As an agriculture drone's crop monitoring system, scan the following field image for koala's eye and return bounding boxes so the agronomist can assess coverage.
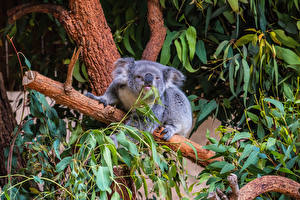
[156,76,160,80]
[135,75,142,79]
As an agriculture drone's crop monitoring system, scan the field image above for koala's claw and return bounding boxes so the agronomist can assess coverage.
[98,99,107,107]
[85,92,107,106]
[161,128,172,141]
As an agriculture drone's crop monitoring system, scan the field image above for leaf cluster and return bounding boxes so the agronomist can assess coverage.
[2,90,191,200]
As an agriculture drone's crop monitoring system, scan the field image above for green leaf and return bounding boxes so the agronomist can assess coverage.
[53,138,61,160]
[214,40,229,58]
[81,63,89,81]
[231,132,251,144]
[257,123,265,140]
[205,6,212,37]
[235,34,255,47]
[204,144,227,153]
[56,156,72,172]
[242,59,250,106]
[73,61,87,83]
[69,123,83,145]
[273,29,300,48]
[220,163,235,174]
[96,166,112,192]
[24,57,32,69]
[174,39,182,62]
[275,46,300,65]
[228,0,239,12]
[179,33,199,72]
[111,192,120,200]
[266,137,276,150]
[123,31,135,56]
[184,142,198,162]
[246,111,259,123]
[160,30,180,65]
[208,161,228,168]
[116,131,138,156]
[118,148,133,167]
[264,98,285,113]
[283,83,294,100]
[241,150,259,172]
[33,176,44,184]
[195,100,217,125]
[186,26,197,60]
[196,40,207,64]
[103,146,113,176]
[229,60,236,96]
[238,144,253,163]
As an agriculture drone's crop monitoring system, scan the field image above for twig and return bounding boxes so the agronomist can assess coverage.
[64,47,82,94]
[227,173,239,200]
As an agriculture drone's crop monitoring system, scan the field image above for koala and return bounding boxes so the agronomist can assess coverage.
[86,58,192,141]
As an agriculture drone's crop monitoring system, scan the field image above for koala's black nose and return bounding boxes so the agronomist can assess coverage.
[144,73,153,85]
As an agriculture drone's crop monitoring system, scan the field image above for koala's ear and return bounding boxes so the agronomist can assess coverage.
[114,57,135,68]
[163,67,185,87]
[113,57,135,78]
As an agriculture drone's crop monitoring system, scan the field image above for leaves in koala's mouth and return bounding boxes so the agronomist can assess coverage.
[141,86,162,105]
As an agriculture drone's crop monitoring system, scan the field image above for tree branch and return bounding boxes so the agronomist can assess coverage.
[154,129,221,166]
[64,47,82,94]
[238,175,300,200]
[7,3,69,24]
[23,71,125,124]
[142,0,167,61]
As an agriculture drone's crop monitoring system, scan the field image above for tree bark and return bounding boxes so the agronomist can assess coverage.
[238,175,300,200]
[23,71,125,124]
[0,72,17,186]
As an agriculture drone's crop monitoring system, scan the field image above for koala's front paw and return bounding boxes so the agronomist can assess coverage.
[85,92,108,106]
[161,128,174,141]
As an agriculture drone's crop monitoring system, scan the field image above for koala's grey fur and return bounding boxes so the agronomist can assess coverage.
[86,58,192,141]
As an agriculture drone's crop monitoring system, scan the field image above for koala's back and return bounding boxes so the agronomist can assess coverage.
[161,86,193,137]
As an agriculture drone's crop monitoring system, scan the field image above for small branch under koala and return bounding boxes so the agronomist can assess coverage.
[23,71,125,124]
[64,47,82,94]
[154,128,222,166]
[142,0,167,61]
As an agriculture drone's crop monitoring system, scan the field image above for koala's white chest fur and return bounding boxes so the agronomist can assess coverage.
[118,86,138,111]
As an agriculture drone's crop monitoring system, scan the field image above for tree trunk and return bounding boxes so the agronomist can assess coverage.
[0,73,17,186]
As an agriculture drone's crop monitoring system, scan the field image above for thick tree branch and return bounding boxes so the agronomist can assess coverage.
[23,71,125,124]
[142,0,167,61]
[209,175,300,200]
[154,129,221,166]
[23,71,220,167]
[238,175,300,200]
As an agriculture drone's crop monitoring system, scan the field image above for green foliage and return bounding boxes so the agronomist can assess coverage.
[2,90,190,199]
[195,87,300,199]
[3,0,300,199]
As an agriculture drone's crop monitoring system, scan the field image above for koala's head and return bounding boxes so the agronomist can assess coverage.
[113,58,185,96]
